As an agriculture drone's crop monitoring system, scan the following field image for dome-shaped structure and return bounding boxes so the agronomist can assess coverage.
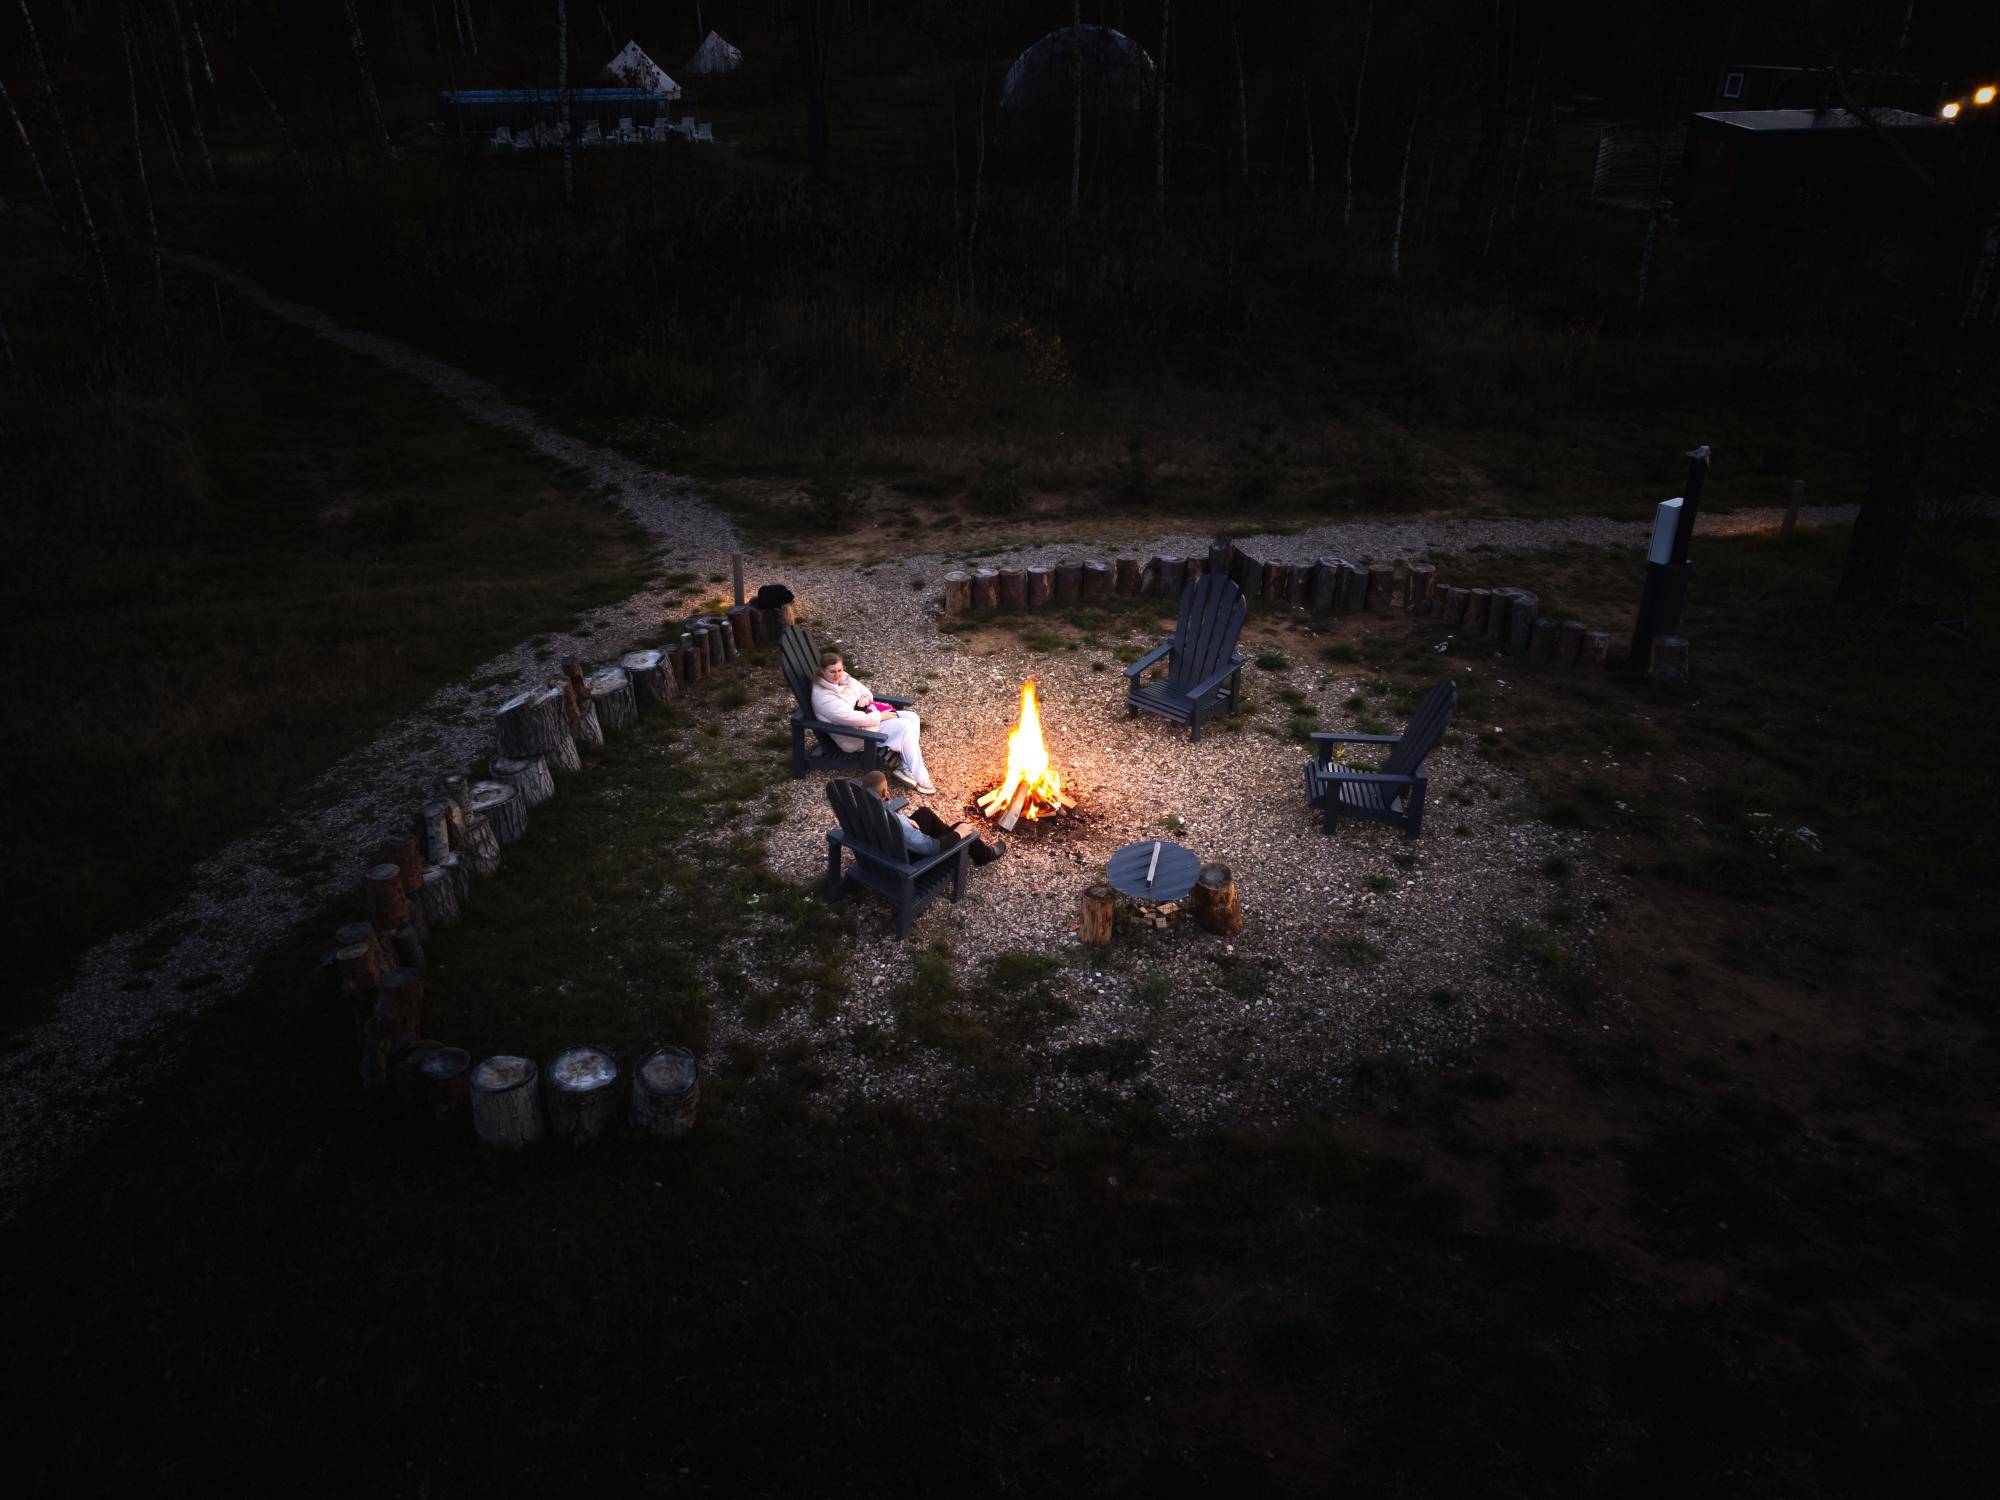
[997,25,1158,169]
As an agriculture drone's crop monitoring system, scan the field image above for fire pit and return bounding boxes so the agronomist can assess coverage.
[977,679,1075,831]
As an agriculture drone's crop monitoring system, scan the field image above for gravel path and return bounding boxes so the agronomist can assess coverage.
[0,262,1899,1210]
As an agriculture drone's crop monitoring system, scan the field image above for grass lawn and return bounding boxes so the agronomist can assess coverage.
[0,308,657,1036]
[3,524,1995,1495]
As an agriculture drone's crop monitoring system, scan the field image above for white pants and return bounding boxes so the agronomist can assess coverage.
[875,712,930,785]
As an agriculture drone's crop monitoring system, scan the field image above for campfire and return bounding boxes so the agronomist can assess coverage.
[977,679,1075,830]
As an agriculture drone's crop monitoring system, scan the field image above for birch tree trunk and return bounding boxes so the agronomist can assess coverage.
[122,18,165,309]
[1301,78,1314,193]
[1343,0,1373,229]
[458,0,480,57]
[340,0,395,160]
[16,1,112,305]
[1232,9,1248,179]
[1391,114,1415,281]
[558,0,573,207]
[0,73,58,225]
[137,15,190,194]
[246,60,312,189]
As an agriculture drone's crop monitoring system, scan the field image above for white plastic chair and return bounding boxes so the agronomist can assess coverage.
[491,125,513,147]
[580,119,603,146]
[693,122,715,144]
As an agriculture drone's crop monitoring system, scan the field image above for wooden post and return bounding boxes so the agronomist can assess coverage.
[1146,555,1180,595]
[1114,557,1141,596]
[588,667,638,734]
[405,1044,470,1123]
[376,830,424,896]
[545,730,583,775]
[705,616,731,664]
[1258,560,1285,601]
[496,687,567,759]
[1484,588,1513,642]
[1442,586,1468,626]
[1507,591,1538,650]
[1053,562,1083,604]
[1585,629,1609,666]
[1079,883,1115,946]
[1025,566,1054,609]
[1530,617,1558,661]
[545,1044,621,1147]
[1342,566,1371,612]
[629,1046,700,1139]
[999,568,1028,610]
[943,572,973,615]
[727,605,756,651]
[689,625,712,678]
[1209,537,1234,577]
[470,781,527,844]
[1082,561,1112,601]
[1649,635,1689,685]
[972,569,1000,610]
[1288,563,1314,604]
[1406,563,1437,613]
[1190,864,1244,936]
[1369,565,1396,610]
[463,814,502,878]
[364,863,409,933]
[1309,560,1338,611]
[1231,546,1262,597]
[1781,480,1802,543]
[620,649,677,711]
[1559,620,1587,666]
[419,865,462,927]
[731,552,745,606]
[1465,588,1491,634]
[471,1055,545,1150]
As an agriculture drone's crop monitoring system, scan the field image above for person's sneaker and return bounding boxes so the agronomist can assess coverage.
[891,768,921,790]
[916,779,938,796]
[990,838,1007,859]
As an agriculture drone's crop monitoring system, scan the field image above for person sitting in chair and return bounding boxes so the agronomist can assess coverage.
[862,770,1004,864]
[812,649,937,795]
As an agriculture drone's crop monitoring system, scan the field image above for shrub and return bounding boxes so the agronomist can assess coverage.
[971,451,1025,514]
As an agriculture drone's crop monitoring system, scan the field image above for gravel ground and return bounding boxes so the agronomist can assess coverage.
[4,263,1910,1206]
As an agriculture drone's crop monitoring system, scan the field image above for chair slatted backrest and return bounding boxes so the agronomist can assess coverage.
[1167,575,1248,693]
[827,779,904,863]
[1384,679,1458,777]
[779,625,822,718]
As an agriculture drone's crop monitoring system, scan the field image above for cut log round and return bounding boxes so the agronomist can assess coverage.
[422,800,453,865]
[727,605,755,652]
[1230,547,1262,596]
[335,941,382,1017]
[1443,586,1469,626]
[1025,566,1054,609]
[1208,537,1235,577]
[1559,620,1588,666]
[1585,629,1609,666]
[1486,588,1515,642]
[1465,588,1492,634]
[942,572,973,616]
[439,851,470,910]
[1080,883,1115,946]
[1053,563,1083,604]
[392,925,426,972]
[687,626,711,679]
[545,731,582,775]
[1309,560,1338,612]
[471,1055,545,1150]
[1370,566,1397,610]
[572,699,605,749]
[972,569,1000,610]
[1261,560,1288,601]
[376,830,423,895]
[1190,864,1245,937]
[708,616,733,663]
[1114,557,1141,596]
[470,781,527,845]
[1649,634,1689,685]
[364,863,408,934]
[377,966,424,1039]
[1508,591,1540,650]
[1406,563,1437,613]
[492,755,555,810]
[394,1042,448,1107]
[417,1045,471,1123]
[587,667,637,734]
[463,814,502,878]
[1531,617,1559,661]
[1343,566,1371,612]
[1081,561,1112,601]
[620,649,675,712]
[998,568,1027,611]
[676,632,699,683]
[629,1046,700,1140]
[495,686,567,759]
[419,864,462,927]
[1288,563,1315,604]
[545,1044,622,1147]
[1146,556,1180,596]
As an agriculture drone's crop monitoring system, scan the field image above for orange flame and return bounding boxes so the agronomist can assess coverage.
[994,679,1063,819]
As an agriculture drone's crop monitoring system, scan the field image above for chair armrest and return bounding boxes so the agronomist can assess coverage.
[877,694,916,709]
[1309,768,1418,786]
[1188,655,1244,701]
[886,798,908,813]
[794,712,888,745]
[1123,641,1173,679]
[1309,730,1403,745]
[829,827,966,878]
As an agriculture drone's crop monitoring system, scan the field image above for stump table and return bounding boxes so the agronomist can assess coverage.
[1105,839,1202,903]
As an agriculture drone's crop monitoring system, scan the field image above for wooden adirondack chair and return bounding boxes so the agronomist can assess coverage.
[1304,678,1458,838]
[1124,575,1249,741]
[825,779,972,939]
[779,626,915,779]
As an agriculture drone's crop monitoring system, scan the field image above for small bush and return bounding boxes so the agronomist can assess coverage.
[971,451,1025,514]
[1256,651,1290,672]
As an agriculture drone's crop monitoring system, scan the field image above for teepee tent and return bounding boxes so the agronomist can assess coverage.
[604,40,681,98]
[684,31,744,76]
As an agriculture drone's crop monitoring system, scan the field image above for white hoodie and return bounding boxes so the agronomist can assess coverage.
[810,672,881,753]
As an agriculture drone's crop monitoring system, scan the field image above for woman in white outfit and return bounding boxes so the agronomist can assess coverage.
[810,649,936,795]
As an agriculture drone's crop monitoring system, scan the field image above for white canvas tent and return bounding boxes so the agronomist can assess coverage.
[604,40,681,98]
[684,31,744,76]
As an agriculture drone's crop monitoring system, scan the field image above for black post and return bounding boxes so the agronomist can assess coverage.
[1629,444,1710,670]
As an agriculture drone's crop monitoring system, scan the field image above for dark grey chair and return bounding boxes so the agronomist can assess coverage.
[1304,678,1457,838]
[824,779,972,939]
[1123,575,1248,741]
[780,626,914,779]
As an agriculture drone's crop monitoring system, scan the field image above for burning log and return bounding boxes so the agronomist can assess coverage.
[977,680,1074,831]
